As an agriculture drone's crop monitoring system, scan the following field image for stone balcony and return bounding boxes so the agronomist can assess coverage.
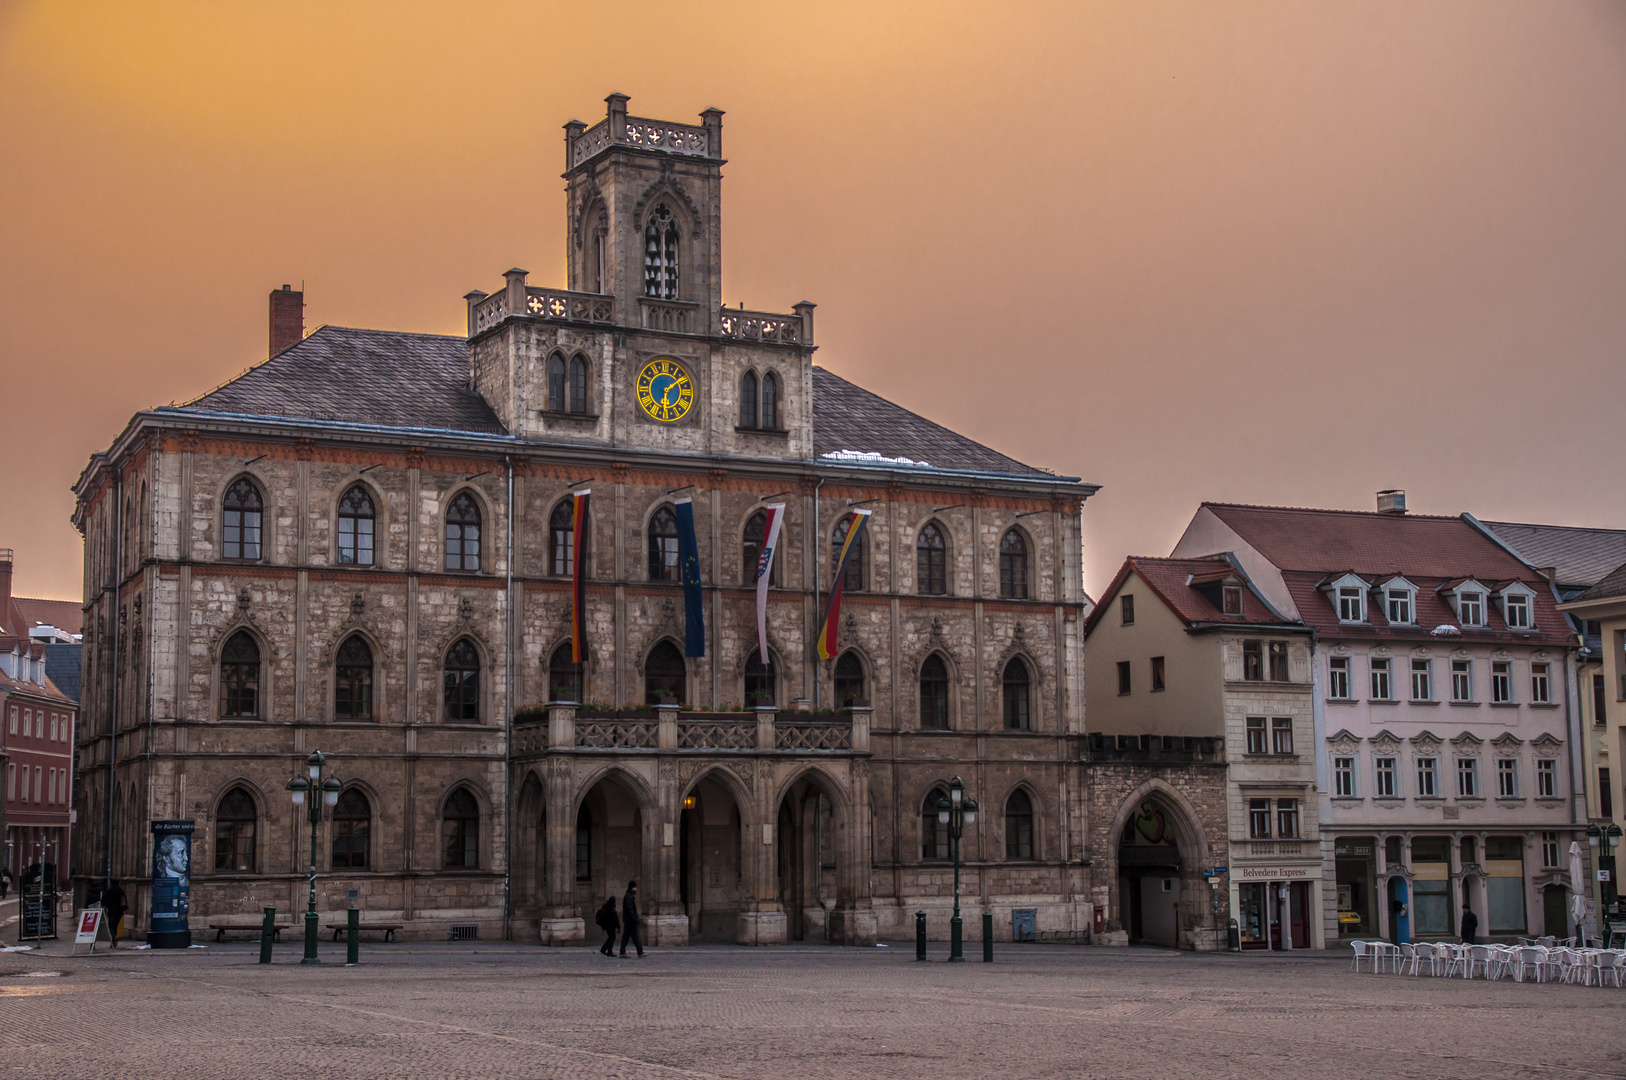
[511,703,869,761]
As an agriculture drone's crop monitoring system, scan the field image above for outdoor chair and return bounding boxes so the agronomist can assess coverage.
[1438,943,1465,978]
[1463,944,1495,979]
[1508,945,1547,983]
[1595,951,1624,988]
[1487,944,1517,981]
[1408,942,1442,976]
[1541,947,1571,984]
[1371,941,1401,973]
[1349,940,1375,972]
[1397,943,1416,974]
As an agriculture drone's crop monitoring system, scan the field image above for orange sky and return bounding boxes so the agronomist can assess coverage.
[4,1,1625,602]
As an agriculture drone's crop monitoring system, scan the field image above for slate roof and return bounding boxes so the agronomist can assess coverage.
[810,367,1054,478]
[44,643,82,703]
[1478,520,1626,591]
[167,326,1061,481]
[181,326,507,435]
[1573,559,1626,604]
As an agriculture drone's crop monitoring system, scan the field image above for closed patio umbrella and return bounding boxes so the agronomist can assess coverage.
[1569,841,1589,934]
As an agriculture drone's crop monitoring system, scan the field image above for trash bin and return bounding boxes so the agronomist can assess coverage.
[1227,918,1241,952]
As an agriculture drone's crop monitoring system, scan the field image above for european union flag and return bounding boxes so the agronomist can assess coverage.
[674,497,705,657]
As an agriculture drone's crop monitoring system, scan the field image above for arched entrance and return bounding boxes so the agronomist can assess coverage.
[576,774,644,916]
[776,773,839,942]
[679,773,747,942]
[1118,797,1183,947]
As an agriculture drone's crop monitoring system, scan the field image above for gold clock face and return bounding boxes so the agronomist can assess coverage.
[636,358,695,422]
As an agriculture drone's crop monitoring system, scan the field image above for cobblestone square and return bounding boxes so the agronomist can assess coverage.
[2,942,1623,1079]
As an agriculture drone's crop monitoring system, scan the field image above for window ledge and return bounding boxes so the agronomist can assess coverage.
[1455,797,1487,804]
[1326,698,1356,705]
[539,410,601,422]
[1534,797,1566,805]
[1331,796,1363,804]
[1449,701,1481,707]
[1373,796,1405,803]
[1416,797,1446,803]
[1410,699,1441,706]
[1490,702,1520,709]
[1529,702,1560,709]
[1242,753,1301,761]
[1495,798,1526,805]
[735,425,789,436]
[1369,699,1400,706]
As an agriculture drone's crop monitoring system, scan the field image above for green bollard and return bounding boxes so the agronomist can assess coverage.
[259,905,276,965]
[982,911,993,963]
[915,910,927,961]
[346,906,359,966]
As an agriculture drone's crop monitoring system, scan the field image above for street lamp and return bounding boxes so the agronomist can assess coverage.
[935,775,979,962]
[1586,823,1623,943]
[286,750,343,964]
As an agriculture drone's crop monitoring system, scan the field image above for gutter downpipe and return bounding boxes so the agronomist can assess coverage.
[106,470,122,887]
[812,475,824,709]
[502,455,514,942]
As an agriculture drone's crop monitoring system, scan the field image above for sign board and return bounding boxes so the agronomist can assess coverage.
[347,889,360,900]
[1237,866,1312,881]
[72,907,107,954]
[1599,870,1613,882]
[1212,867,1228,876]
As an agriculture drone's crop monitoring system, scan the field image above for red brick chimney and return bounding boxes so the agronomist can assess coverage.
[269,285,304,357]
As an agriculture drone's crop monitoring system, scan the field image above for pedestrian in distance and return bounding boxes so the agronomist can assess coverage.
[0,867,10,900]
[1460,902,1479,946]
[619,880,645,958]
[102,879,128,948]
[595,895,620,956]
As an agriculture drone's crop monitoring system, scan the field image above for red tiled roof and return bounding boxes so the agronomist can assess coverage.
[15,598,81,636]
[1281,570,1572,646]
[1084,556,1298,635]
[1204,503,1532,581]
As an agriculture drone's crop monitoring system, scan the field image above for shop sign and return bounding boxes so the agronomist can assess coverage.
[1238,866,1312,880]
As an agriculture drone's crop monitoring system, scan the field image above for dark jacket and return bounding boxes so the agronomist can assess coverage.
[1460,910,1479,943]
[595,899,620,933]
[102,883,128,916]
[622,888,640,929]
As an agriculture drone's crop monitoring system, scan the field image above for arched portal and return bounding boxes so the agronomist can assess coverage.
[1117,796,1185,947]
[679,772,747,941]
[512,772,545,917]
[576,774,645,915]
[775,772,840,942]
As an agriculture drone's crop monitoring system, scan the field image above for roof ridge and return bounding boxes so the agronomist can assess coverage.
[1203,500,1463,522]
[1483,519,1626,536]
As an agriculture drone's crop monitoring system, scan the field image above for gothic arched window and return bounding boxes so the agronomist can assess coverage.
[1005,790,1034,859]
[761,371,780,429]
[547,353,568,412]
[331,788,371,869]
[832,515,864,592]
[739,370,758,428]
[337,485,376,566]
[643,203,679,299]
[219,631,260,718]
[745,652,775,705]
[916,523,947,596]
[834,651,866,706]
[1003,657,1032,731]
[648,505,680,581]
[549,641,584,703]
[919,654,950,730]
[442,788,480,868]
[445,492,482,572]
[214,786,257,871]
[334,635,374,720]
[444,638,481,722]
[549,500,576,578]
[222,477,263,561]
[644,640,687,704]
[999,529,1029,600]
[922,788,949,861]
[568,355,589,414]
[742,511,780,586]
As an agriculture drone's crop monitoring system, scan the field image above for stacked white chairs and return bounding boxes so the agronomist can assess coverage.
[1350,938,1626,989]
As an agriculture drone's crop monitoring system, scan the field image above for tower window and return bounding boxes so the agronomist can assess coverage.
[739,370,758,428]
[644,203,679,299]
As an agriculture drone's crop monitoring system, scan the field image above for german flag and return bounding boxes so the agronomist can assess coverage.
[817,509,870,660]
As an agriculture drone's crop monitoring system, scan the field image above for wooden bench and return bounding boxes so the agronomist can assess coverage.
[327,923,402,942]
[209,921,290,942]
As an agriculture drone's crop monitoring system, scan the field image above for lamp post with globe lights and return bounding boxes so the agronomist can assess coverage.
[935,776,979,962]
[286,750,343,964]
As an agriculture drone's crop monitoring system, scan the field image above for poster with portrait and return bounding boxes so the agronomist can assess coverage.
[149,820,195,948]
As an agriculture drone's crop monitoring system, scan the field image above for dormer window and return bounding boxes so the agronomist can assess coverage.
[1338,586,1365,623]
[1387,589,1412,625]
[1458,591,1483,627]
[1222,586,1242,615]
[1503,592,1531,630]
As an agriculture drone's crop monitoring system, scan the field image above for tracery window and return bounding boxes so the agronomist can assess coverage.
[337,485,375,566]
[549,500,576,577]
[922,788,950,860]
[547,353,567,411]
[919,654,950,730]
[916,523,947,595]
[214,787,257,872]
[331,788,370,869]
[834,651,865,705]
[549,642,584,702]
[219,631,260,718]
[644,640,687,704]
[648,505,680,581]
[739,370,758,428]
[643,203,679,299]
[334,635,374,720]
[998,529,1028,599]
[742,511,780,586]
[445,492,482,572]
[568,355,589,414]
[1005,790,1034,859]
[761,371,780,429]
[1003,657,1031,731]
[831,516,864,592]
[442,788,480,868]
[744,652,775,705]
[222,477,263,561]
[444,638,480,722]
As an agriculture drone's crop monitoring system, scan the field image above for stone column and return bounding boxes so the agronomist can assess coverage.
[828,711,878,946]
[538,707,584,944]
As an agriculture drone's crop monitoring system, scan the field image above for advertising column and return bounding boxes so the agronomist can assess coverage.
[149,820,194,948]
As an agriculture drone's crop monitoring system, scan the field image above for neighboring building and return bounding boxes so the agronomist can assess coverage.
[1172,494,1583,944]
[1085,555,1321,950]
[0,550,77,884]
[71,95,1103,945]
[16,596,83,644]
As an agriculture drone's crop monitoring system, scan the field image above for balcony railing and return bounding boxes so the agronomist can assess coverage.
[1086,733,1225,763]
[1241,840,1312,858]
[511,705,869,757]
[471,286,613,336]
[572,116,712,167]
[720,308,802,344]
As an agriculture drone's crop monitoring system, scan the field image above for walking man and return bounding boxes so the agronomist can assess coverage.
[619,880,645,958]
[595,894,620,956]
[1460,902,1479,946]
[102,879,128,948]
